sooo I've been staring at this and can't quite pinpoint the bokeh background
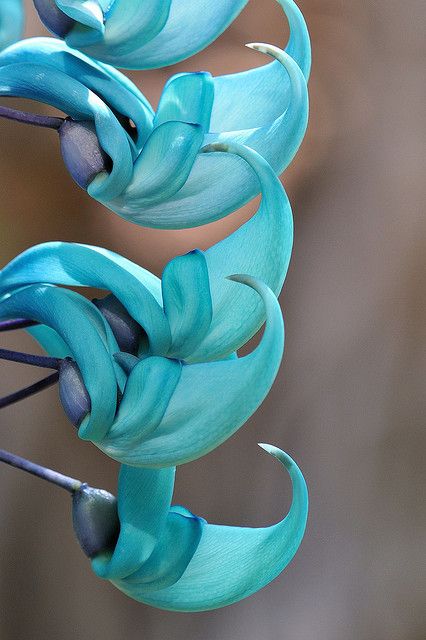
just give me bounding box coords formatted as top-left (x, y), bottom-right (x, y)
top-left (0, 1), bottom-right (425, 638)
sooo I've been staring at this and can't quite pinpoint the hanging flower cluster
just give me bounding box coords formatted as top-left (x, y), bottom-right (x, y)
top-left (0, 0), bottom-right (310, 612)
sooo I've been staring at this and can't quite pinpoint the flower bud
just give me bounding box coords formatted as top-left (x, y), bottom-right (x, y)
top-left (33, 0), bottom-right (75, 38)
top-left (58, 358), bottom-right (91, 428)
top-left (58, 118), bottom-right (111, 190)
top-left (72, 484), bottom-right (120, 558)
top-left (93, 294), bottom-right (143, 355)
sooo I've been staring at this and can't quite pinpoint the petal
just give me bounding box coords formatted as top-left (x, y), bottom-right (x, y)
top-left (57, 0), bottom-right (104, 32)
top-left (0, 284), bottom-right (118, 440)
top-left (113, 511), bottom-right (204, 593)
top-left (0, 242), bottom-right (170, 355)
top-left (0, 37), bottom-right (154, 150)
top-left (92, 464), bottom-right (176, 580)
top-left (72, 0), bottom-right (248, 69)
top-left (111, 276), bottom-right (284, 467)
top-left (108, 121), bottom-right (204, 218)
top-left (117, 0), bottom-right (309, 228)
top-left (117, 446), bottom-right (308, 611)
top-left (162, 250), bottom-right (212, 360)
top-left (0, 60), bottom-right (133, 200)
top-left (99, 356), bottom-right (182, 461)
top-left (154, 72), bottom-right (214, 131)
top-left (66, 0), bottom-right (172, 58)
top-left (0, 0), bottom-right (24, 51)
top-left (189, 142), bottom-right (293, 362)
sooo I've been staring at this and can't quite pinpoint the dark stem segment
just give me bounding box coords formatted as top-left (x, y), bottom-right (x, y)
top-left (0, 348), bottom-right (61, 370)
top-left (0, 371), bottom-right (59, 409)
top-left (0, 448), bottom-right (82, 493)
top-left (0, 105), bottom-right (64, 130)
top-left (0, 318), bottom-right (39, 332)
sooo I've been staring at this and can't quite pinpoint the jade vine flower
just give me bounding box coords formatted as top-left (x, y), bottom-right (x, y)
top-left (0, 0), bottom-right (309, 228)
top-left (0, 0), bottom-right (23, 51)
top-left (0, 144), bottom-right (292, 466)
top-left (84, 445), bottom-right (308, 611)
top-left (33, 0), bottom-right (249, 69)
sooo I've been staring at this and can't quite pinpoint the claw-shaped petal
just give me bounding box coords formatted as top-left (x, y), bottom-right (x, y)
top-left (91, 446), bottom-right (308, 611)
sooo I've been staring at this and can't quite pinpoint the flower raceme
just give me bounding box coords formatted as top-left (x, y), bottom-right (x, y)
top-left (0, 0), bottom-right (23, 51)
top-left (0, 144), bottom-right (292, 467)
top-left (83, 446), bottom-right (308, 612)
top-left (33, 0), bottom-right (249, 69)
top-left (0, 0), bottom-right (310, 228)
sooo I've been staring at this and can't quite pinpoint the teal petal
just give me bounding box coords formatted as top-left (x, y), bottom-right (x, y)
top-left (62, 0), bottom-right (247, 69)
top-left (0, 61), bottom-right (133, 200)
top-left (154, 72), bottom-right (214, 131)
top-left (0, 37), bottom-right (154, 150)
top-left (66, 0), bottom-right (172, 63)
top-left (113, 510), bottom-right (204, 593)
top-left (0, 1), bottom-right (24, 51)
top-left (103, 446), bottom-right (308, 612)
top-left (116, 0), bottom-right (309, 228)
top-left (162, 251), bottom-right (212, 360)
top-left (92, 465), bottom-right (176, 580)
top-left (100, 356), bottom-right (182, 459)
top-left (0, 285), bottom-right (118, 440)
top-left (107, 276), bottom-right (284, 467)
top-left (189, 142), bottom-right (293, 362)
top-left (108, 121), bottom-right (205, 217)
top-left (57, 0), bottom-right (104, 32)
top-left (0, 241), bottom-right (170, 355)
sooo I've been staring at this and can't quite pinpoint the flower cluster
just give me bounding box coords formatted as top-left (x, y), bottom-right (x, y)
top-left (0, 0), bottom-right (310, 612)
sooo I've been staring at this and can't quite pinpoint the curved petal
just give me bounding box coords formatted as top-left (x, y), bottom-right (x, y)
top-left (0, 60), bottom-right (133, 200)
top-left (0, 241), bottom-right (170, 355)
top-left (92, 464), bottom-right (176, 580)
top-left (162, 250), bottom-right (212, 360)
top-left (190, 142), bottom-right (293, 362)
top-left (0, 0), bottom-right (24, 51)
top-left (107, 446), bottom-right (308, 612)
top-left (114, 0), bottom-right (309, 228)
top-left (100, 276), bottom-right (284, 467)
top-left (0, 284), bottom-right (118, 440)
top-left (0, 37), bottom-right (154, 150)
top-left (62, 0), bottom-right (248, 69)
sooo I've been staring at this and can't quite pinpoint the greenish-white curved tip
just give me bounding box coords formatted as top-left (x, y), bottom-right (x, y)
top-left (245, 42), bottom-right (283, 59)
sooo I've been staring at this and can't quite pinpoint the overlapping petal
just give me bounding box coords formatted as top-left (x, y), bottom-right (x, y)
top-left (0, 1), bottom-right (23, 51)
top-left (91, 445), bottom-right (308, 611)
top-left (0, 144), bottom-right (291, 465)
top-left (34, 0), bottom-right (249, 69)
top-left (0, 0), bottom-right (309, 228)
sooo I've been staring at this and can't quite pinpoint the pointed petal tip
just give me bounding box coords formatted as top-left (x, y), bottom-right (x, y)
top-left (245, 42), bottom-right (285, 60)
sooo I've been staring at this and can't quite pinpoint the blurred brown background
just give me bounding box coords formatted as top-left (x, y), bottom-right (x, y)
top-left (0, 1), bottom-right (425, 639)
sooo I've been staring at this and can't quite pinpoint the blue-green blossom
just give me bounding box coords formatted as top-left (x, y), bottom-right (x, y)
top-left (33, 0), bottom-right (248, 69)
top-left (0, 0), bottom-right (23, 51)
top-left (0, 0), bottom-right (309, 228)
top-left (89, 445), bottom-right (308, 611)
top-left (0, 145), bottom-right (292, 466)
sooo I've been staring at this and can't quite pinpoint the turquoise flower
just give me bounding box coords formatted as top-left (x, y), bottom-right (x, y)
top-left (0, 0), bottom-right (309, 228)
top-left (33, 0), bottom-right (249, 69)
top-left (0, 0), bottom-right (23, 51)
top-left (0, 145), bottom-right (292, 466)
top-left (82, 445), bottom-right (308, 611)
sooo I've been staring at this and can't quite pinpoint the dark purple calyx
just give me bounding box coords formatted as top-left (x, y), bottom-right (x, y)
top-left (72, 484), bottom-right (120, 558)
top-left (58, 358), bottom-right (91, 428)
top-left (93, 294), bottom-right (143, 356)
top-left (58, 118), bottom-right (111, 190)
top-left (33, 0), bottom-right (76, 37)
